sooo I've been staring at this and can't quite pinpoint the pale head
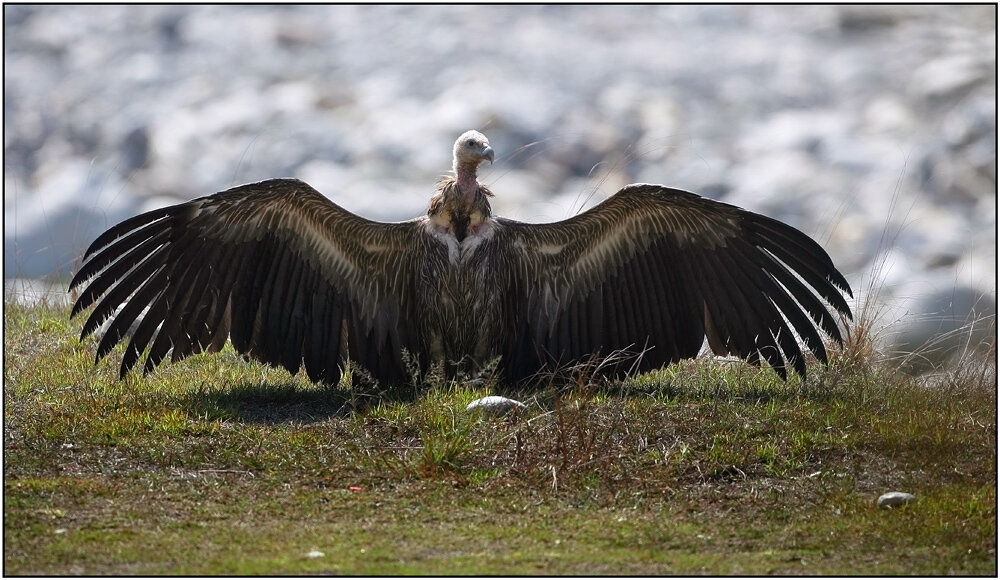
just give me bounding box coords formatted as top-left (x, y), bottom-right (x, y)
top-left (452, 130), bottom-right (495, 174)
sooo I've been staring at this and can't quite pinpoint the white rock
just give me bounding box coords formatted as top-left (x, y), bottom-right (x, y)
top-left (465, 396), bottom-right (526, 415)
top-left (911, 54), bottom-right (984, 99)
top-left (305, 550), bottom-right (324, 559)
top-left (877, 491), bottom-right (915, 509)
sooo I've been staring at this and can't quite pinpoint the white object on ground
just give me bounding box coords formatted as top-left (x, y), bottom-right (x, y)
top-left (877, 491), bottom-right (915, 509)
top-left (465, 396), bottom-right (526, 415)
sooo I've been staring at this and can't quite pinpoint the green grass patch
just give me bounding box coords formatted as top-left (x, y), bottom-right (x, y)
top-left (4, 300), bottom-right (996, 574)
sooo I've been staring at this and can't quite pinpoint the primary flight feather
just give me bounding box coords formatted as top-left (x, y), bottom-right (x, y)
top-left (70, 130), bottom-right (853, 386)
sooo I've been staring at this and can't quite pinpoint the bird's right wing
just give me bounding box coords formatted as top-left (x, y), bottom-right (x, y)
top-left (70, 178), bottom-right (424, 386)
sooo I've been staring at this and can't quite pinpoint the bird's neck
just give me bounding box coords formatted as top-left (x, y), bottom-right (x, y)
top-left (454, 162), bottom-right (481, 206)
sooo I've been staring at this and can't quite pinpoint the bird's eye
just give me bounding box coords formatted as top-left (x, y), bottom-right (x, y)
top-left (466, 139), bottom-right (476, 147)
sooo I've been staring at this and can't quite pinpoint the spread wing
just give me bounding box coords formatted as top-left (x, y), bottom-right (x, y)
top-left (497, 184), bottom-right (853, 381)
top-left (69, 178), bottom-right (423, 386)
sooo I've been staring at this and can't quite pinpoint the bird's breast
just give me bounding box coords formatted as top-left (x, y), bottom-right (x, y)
top-left (418, 228), bottom-right (506, 370)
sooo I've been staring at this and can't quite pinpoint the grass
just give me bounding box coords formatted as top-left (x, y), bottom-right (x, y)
top-left (4, 298), bottom-right (996, 575)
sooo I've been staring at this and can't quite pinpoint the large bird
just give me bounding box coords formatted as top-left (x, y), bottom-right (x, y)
top-left (70, 130), bottom-right (852, 388)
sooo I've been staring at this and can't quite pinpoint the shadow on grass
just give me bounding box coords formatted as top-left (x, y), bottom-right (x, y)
top-left (174, 381), bottom-right (355, 424)
top-left (172, 378), bottom-right (426, 424)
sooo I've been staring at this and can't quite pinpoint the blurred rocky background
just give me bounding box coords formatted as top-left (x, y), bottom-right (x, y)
top-left (4, 5), bottom-right (995, 372)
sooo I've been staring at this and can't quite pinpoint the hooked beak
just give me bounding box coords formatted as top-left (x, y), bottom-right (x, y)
top-left (483, 146), bottom-right (495, 164)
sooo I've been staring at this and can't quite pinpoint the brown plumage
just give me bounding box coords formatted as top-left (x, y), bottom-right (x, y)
top-left (70, 129), bottom-right (853, 387)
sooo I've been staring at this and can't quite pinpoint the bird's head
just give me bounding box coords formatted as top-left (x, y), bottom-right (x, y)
top-left (453, 130), bottom-right (495, 172)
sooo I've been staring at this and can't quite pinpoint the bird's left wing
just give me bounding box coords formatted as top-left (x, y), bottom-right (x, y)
top-left (69, 178), bottom-right (424, 386)
top-left (496, 184), bottom-right (853, 382)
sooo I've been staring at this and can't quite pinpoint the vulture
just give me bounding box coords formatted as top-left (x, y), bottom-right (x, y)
top-left (70, 130), bottom-right (853, 389)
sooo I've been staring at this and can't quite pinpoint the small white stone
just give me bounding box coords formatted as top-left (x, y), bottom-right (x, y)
top-left (877, 491), bottom-right (915, 509)
top-left (465, 396), bottom-right (526, 415)
top-left (306, 550), bottom-right (324, 559)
